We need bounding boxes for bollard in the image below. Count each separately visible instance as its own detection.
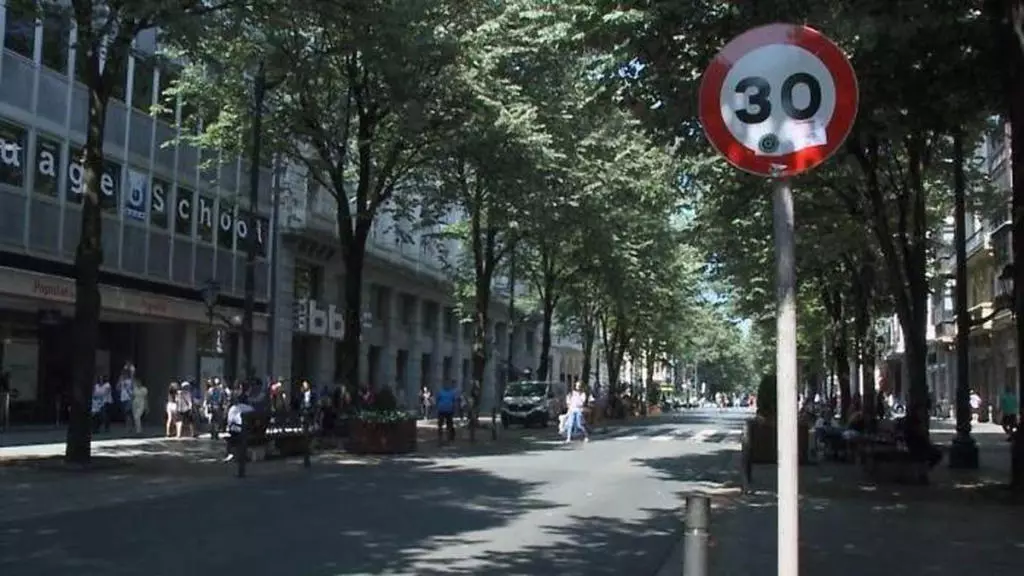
[302,415,312,469]
[236,423,248,479]
[491,408,498,441]
[683,495,710,576]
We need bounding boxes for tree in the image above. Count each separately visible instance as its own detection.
[168,0,471,394]
[575,0,1000,452]
[27,0,235,464]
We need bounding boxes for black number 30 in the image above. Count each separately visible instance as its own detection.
[734,73,822,124]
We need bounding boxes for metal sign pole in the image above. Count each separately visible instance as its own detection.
[772,177,799,576]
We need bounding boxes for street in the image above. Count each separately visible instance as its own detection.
[0,410,748,576]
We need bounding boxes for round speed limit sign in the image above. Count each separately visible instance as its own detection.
[698,24,858,178]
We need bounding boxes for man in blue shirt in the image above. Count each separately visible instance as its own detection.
[435,382,458,443]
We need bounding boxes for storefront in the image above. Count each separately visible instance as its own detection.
[0,265,266,424]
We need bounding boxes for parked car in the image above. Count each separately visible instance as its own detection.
[500,380,566,428]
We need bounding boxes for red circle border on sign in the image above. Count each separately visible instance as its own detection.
[698,23,859,178]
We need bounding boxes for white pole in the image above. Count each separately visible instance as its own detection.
[773,178,799,576]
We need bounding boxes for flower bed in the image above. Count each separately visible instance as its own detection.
[344,411,418,455]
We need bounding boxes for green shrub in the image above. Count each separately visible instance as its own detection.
[372,386,399,411]
[756,373,777,417]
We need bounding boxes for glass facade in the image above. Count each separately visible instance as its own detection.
[0,6,272,298]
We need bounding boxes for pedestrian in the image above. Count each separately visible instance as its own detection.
[91,378,109,433]
[224,393,255,462]
[562,381,589,444]
[435,381,458,443]
[117,364,135,430]
[131,378,149,434]
[165,382,179,437]
[176,381,195,438]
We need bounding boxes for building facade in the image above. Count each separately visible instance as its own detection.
[273,169,585,410]
[0,4,273,423]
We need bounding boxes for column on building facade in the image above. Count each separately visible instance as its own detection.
[178,324,198,379]
[380,288,399,398]
[406,296,422,400]
[428,302,444,389]
[312,272,334,387]
[270,242,295,381]
[358,284,372,386]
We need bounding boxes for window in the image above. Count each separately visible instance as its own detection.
[131,53,155,112]
[156,64,179,123]
[0,120,28,189]
[444,307,455,336]
[150,176,170,229]
[197,194,215,243]
[41,7,71,73]
[100,158,121,212]
[174,186,194,236]
[3,4,36,60]
[103,46,128,101]
[34,135,63,197]
[216,201,234,248]
[294,264,323,301]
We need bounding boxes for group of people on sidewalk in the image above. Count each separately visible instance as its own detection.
[90,363,149,434]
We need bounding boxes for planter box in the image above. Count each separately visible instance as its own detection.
[345,418,417,455]
[745,417,810,465]
[648,405,662,416]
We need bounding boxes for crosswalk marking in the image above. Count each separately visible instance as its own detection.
[691,429,718,443]
[605,428,742,445]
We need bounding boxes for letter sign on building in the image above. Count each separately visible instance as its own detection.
[34,135,61,197]
[294,299,344,340]
[0,120,27,188]
[175,186,194,236]
[125,169,149,222]
[150,176,169,229]
[66,146,121,211]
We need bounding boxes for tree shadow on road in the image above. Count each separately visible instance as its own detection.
[634,444,1024,575]
[0,457,564,576]
[410,508,684,576]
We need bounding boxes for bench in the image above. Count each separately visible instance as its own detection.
[857,434,940,485]
[233,410,317,477]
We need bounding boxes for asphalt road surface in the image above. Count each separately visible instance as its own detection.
[0,409,748,576]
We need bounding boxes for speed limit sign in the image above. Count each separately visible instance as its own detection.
[698,24,858,177]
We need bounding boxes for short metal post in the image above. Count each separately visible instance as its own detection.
[236,422,248,478]
[683,495,710,576]
[302,414,312,469]
[491,408,498,441]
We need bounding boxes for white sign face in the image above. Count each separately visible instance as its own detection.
[719,44,836,157]
[294,299,344,340]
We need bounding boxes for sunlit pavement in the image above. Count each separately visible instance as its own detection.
[0,411,743,576]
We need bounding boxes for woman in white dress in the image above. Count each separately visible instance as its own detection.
[132,380,149,433]
[165,382,179,437]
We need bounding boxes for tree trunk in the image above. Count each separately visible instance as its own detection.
[1008,0,1024,486]
[241,63,266,379]
[538,289,555,381]
[339,236,367,396]
[834,323,851,421]
[852,257,877,428]
[66,80,109,464]
[581,313,595,389]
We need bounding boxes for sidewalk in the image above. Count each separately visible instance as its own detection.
[656,420,1023,576]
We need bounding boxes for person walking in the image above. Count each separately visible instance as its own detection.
[131,379,149,434]
[435,381,458,443]
[562,381,589,444]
